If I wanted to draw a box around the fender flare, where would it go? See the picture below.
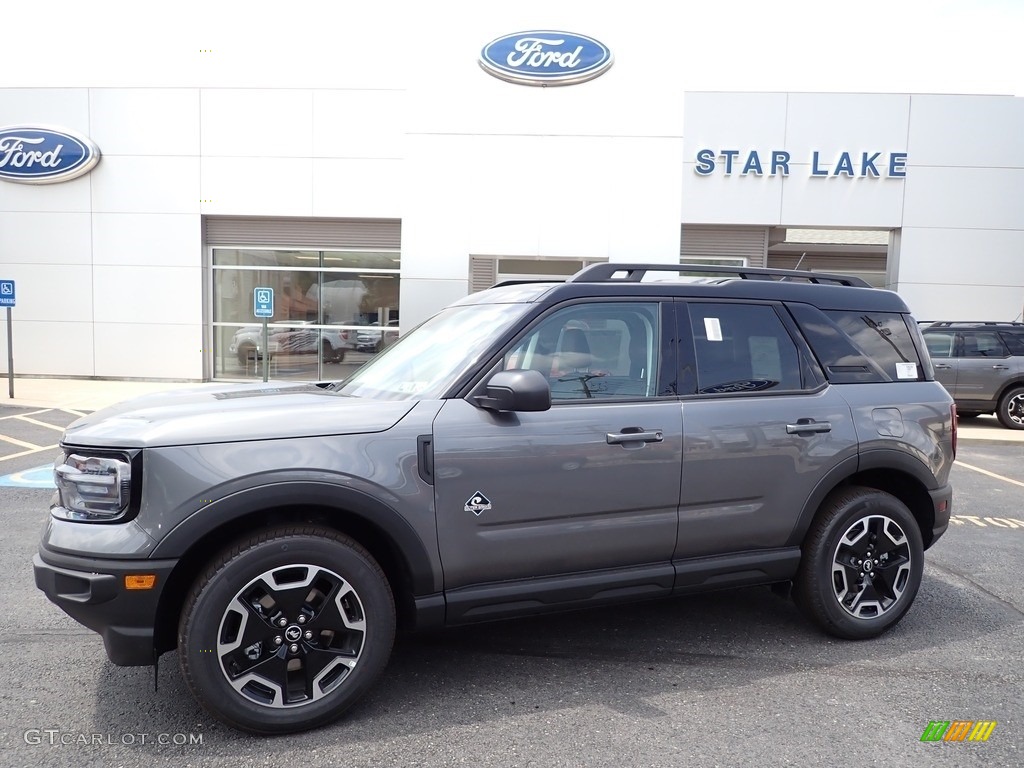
[150,480,439,595]
[786,449,937,548]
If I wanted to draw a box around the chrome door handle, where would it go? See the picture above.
[934,364,952,369]
[786,420,832,435]
[992,365,1009,369]
[607,429,664,445]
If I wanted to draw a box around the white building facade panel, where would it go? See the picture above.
[88,89,200,156]
[0,211,92,265]
[0,56,1022,380]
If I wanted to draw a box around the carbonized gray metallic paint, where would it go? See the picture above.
[432,398,683,590]
[62,382,414,448]
[678,386,858,558]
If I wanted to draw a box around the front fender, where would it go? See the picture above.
[150,480,440,595]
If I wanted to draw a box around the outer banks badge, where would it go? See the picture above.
[465,492,493,516]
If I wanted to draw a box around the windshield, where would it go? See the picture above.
[335,302,531,400]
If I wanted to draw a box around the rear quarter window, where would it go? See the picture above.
[787,304,925,383]
[998,332,1024,356]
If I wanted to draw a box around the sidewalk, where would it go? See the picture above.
[2,377,210,412]
[2,377,1022,443]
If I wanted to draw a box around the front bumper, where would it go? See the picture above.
[33,549,178,666]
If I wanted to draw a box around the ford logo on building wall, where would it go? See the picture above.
[0,125,101,184]
[479,31,613,86]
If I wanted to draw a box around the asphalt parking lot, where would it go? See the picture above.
[0,406,1021,767]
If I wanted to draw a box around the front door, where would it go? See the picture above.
[431,300,682,617]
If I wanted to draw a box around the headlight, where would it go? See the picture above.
[52,452,133,522]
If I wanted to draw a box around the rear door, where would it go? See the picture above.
[954,330,1011,406]
[675,301,859,562]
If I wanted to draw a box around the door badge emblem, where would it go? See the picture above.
[464,492,493,516]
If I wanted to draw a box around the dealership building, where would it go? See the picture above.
[1,28,1022,382]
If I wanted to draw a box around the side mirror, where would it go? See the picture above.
[474,369,551,412]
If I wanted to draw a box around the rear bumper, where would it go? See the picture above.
[33,550,178,666]
[927,483,953,548]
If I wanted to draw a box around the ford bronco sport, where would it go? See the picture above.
[920,320,1024,429]
[34,264,955,734]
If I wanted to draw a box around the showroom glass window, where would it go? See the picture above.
[211,249,400,381]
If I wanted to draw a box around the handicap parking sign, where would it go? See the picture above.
[0,280,14,307]
[253,287,273,318]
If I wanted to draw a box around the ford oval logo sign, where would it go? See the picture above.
[479,31,613,86]
[0,125,101,184]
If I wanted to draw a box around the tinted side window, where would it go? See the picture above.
[825,310,923,381]
[923,331,956,359]
[1000,332,1024,356]
[787,303,888,383]
[960,331,1008,358]
[687,303,802,394]
[503,302,662,400]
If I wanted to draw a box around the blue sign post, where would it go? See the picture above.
[1,280,15,398]
[253,287,274,382]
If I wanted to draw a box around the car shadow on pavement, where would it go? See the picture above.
[89,569,1023,752]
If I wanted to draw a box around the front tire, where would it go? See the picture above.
[793,487,923,640]
[996,386,1024,430]
[178,526,395,734]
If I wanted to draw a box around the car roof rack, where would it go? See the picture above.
[567,263,873,288]
[921,320,1024,328]
[491,278,567,288]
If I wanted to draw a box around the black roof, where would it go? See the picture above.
[467,263,910,314]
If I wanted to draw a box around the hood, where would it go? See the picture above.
[62,382,416,449]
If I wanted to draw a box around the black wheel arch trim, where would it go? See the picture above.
[149,481,439,596]
[785,449,941,548]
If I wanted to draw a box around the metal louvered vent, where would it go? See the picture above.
[680,225,769,266]
[204,217,401,249]
[469,256,499,293]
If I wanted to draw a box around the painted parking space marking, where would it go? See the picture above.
[0,433,44,451]
[0,464,55,488]
[955,460,1024,489]
[0,444,57,462]
[948,516,1024,529]
[13,415,66,431]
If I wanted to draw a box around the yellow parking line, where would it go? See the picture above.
[0,434,43,450]
[955,460,1024,489]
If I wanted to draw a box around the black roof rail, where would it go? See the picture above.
[567,263,873,288]
[490,278,566,288]
[921,321,1024,328]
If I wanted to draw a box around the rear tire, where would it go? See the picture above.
[178,526,395,734]
[996,386,1024,430]
[793,486,923,640]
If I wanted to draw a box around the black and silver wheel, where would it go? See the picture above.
[178,526,395,734]
[794,486,923,640]
[996,386,1024,430]
[322,341,345,364]
[236,344,256,366]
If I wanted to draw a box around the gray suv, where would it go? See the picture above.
[34,264,955,734]
[921,321,1024,429]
